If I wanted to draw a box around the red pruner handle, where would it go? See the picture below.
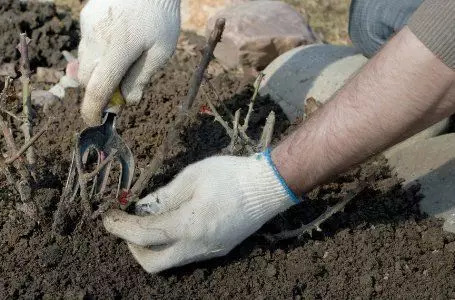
[118,189,131,210]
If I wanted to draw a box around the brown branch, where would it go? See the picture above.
[5,118,52,165]
[91,196,118,219]
[182,18,225,112]
[241,73,264,133]
[264,186,363,242]
[0,79,32,197]
[130,19,226,198]
[258,111,275,152]
[82,149,118,180]
[203,87,234,138]
[1,166,15,186]
[74,134,91,217]
[228,109,241,154]
[0,108,21,122]
[17,33,36,176]
[0,79,18,155]
[203,77,233,121]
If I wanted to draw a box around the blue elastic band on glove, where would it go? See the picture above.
[262,148,302,205]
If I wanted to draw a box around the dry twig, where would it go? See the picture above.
[258,111,275,152]
[82,149,118,180]
[264,185,364,242]
[182,18,225,112]
[4,118,52,165]
[74,134,91,217]
[202,77,233,121]
[130,18,226,200]
[201,72,271,155]
[0,68,32,201]
[17,33,36,175]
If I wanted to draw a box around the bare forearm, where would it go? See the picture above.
[272,27,455,195]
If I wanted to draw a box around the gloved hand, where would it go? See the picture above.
[78,0,181,125]
[103,150,301,273]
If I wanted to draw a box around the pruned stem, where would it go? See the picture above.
[241,73,264,133]
[264,186,363,242]
[203,77,233,121]
[17,33,36,176]
[5,118,52,165]
[258,111,275,152]
[130,18,226,198]
[0,108,21,122]
[130,140,167,197]
[182,18,225,112]
[83,149,118,180]
[229,109,241,153]
[74,134,91,216]
[203,87,234,138]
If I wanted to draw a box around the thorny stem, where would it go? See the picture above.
[130,18,226,198]
[241,73,264,133]
[182,18,225,112]
[0,108,21,122]
[74,134,92,216]
[4,118,52,165]
[258,111,275,152]
[203,77,233,121]
[17,33,36,177]
[82,149,118,180]
[229,109,241,153]
[0,77,32,199]
[203,87,234,138]
[264,186,364,242]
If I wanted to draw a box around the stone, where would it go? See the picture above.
[35,67,64,83]
[32,90,60,107]
[385,133,455,233]
[383,119,450,157]
[206,1,315,72]
[59,75,79,88]
[258,44,367,121]
[49,83,65,99]
[181,0,248,35]
[0,63,17,78]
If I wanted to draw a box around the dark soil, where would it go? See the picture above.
[2,3,455,300]
[0,0,79,71]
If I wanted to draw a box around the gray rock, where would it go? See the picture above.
[49,84,65,99]
[206,1,316,71]
[59,75,79,89]
[383,119,450,157]
[385,133,455,233]
[259,44,366,121]
[35,67,64,83]
[32,90,60,107]
[0,63,17,78]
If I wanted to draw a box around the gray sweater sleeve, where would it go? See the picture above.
[408,0,455,70]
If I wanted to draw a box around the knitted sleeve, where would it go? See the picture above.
[408,0,455,70]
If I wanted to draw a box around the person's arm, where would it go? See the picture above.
[272,26,455,196]
[102,0,455,274]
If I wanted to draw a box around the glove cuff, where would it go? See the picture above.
[262,148,302,204]
[237,150,304,227]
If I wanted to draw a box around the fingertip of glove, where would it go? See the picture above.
[80,101,102,126]
[102,209,129,232]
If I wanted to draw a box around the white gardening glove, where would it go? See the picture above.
[103,150,301,273]
[78,0,181,125]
